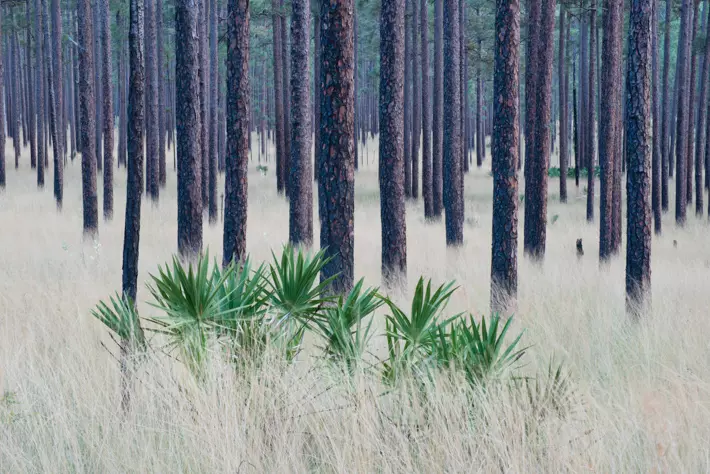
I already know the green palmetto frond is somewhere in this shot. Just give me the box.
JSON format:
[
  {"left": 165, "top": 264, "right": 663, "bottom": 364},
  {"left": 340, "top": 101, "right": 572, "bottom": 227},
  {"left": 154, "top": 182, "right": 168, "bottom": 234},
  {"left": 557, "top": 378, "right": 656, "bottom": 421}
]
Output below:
[{"left": 91, "top": 293, "right": 146, "bottom": 352}]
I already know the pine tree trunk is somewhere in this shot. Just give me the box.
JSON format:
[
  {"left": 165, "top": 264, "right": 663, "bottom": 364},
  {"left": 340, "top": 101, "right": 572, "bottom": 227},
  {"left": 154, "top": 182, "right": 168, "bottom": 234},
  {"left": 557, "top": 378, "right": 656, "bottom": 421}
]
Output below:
[
  {"left": 281, "top": 1, "right": 291, "bottom": 194},
  {"left": 695, "top": 0, "right": 710, "bottom": 214},
  {"left": 145, "top": 0, "right": 159, "bottom": 200},
  {"left": 52, "top": 0, "right": 63, "bottom": 161},
  {"left": 661, "top": 0, "right": 671, "bottom": 207},
  {"left": 208, "top": 0, "right": 218, "bottom": 223},
  {"left": 199, "top": 0, "right": 209, "bottom": 206},
  {"left": 404, "top": 0, "right": 412, "bottom": 197},
  {"left": 586, "top": 2, "right": 596, "bottom": 222},
  {"left": 288, "top": 0, "right": 313, "bottom": 244},
  {"left": 0, "top": 9, "right": 4, "bottom": 188},
  {"left": 78, "top": 0, "right": 99, "bottom": 235},
  {"left": 675, "top": 0, "right": 691, "bottom": 224},
  {"left": 432, "top": 0, "right": 443, "bottom": 217},
  {"left": 652, "top": 0, "right": 663, "bottom": 231},
  {"left": 176, "top": 0, "right": 203, "bottom": 258},
  {"left": 490, "top": 0, "right": 520, "bottom": 311},
  {"left": 101, "top": 0, "right": 113, "bottom": 217},
  {"left": 443, "top": 0, "right": 463, "bottom": 245},
  {"left": 313, "top": 14, "right": 321, "bottom": 181},
  {"left": 318, "top": 0, "right": 355, "bottom": 294},
  {"left": 558, "top": 8, "right": 568, "bottom": 202},
  {"left": 94, "top": 3, "right": 103, "bottom": 172},
  {"left": 36, "top": 0, "right": 46, "bottom": 188},
  {"left": 686, "top": 0, "right": 698, "bottom": 205},
  {"left": 625, "top": 0, "right": 652, "bottom": 315},
  {"left": 223, "top": 0, "right": 249, "bottom": 265},
  {"left": 27, "top": 24, "right": 36, "bottom": 169},
  {"left": 157, "top": 0, "right": 166, "bottom": 186},
  {"left": 41, "top": 0, "right": 62, "bottom": 207},
  {"left": 421, "top": 0, "right": 433, "bottom": 217},
  {"left": 412, "top": 0, "right": 420, "bottom": 197},
  {"left": 523, "top": 0, "right": 540, "bottom": 184},
  {"left": 272, "top": 0, "right": 286, "bottom": 194}
]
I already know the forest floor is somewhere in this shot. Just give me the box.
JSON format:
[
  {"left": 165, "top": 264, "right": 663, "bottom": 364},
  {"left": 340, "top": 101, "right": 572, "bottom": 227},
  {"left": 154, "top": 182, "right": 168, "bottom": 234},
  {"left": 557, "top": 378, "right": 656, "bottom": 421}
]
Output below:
[{"left": 2, "top": 142, "right": 710, "bottom": 472}]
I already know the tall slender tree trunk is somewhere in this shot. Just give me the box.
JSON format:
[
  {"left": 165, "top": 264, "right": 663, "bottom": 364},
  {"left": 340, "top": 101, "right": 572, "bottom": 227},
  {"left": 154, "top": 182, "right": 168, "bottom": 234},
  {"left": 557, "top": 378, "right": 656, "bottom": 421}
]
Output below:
[
  {"left": 404, "top": 0, "right": 412, "bottom": 197},
  {"left": 490, "top": 0, "right": 520, "bottom": 312},
  {"left": 101, "top": 0, "right": 113, "bottom": 218},
  {"left": 558, "top": 8, "right": 568, "bottom": 202},
  {"left": 661, "top": 0, "right": 671, "bottom": 208},
  {"left": 432, "top": 0, "right": 443, "bottom": 217},
  {"left": 586, "top": 2, "right": 596, "bottom": 222},
  {"left": 675, "top": 0, "right": 691, "bottom": 224},
  {"left": 281, "top": 0, "right": 291, "bottom": 193},
  {"left": 42, "top": 0, "right": 62, "bottom": 207},
  {"left": 0, "top": 10, "right": 4, "bottom": 188},
  {"left": 36, "top": 0, "right": 46, "bottom": 188},
  {"left": 78, "top": 0, "right": 99, "bottom": 235},
  {"left": 318, "top": 0, "right": 355, "bottom": 294},
  {"left": 199, "top": 0, "right": 209, "bottom": 206},
  {"left": 686, "top": 0, "right": 698, "bottom": 205},
  {"left": 208, "top": 0, "right": 218, "bottom": 223},
  {"left": 272, "top": 0, "right": 286, "bottom": 194},
  {"left": 223, "top": 0, "right": 250, "bottom": 265},
  {"left": 443, "top": 0, "right": 463, "bottom": 245},
  {"left": 379, "top": 0, "right": 406, "bottom": 283},
  {"left": 313, "top": 13, "right": 321, "bottom": 182},
  {"left": 157, "top": 0, "right": 166, "bottom": 187},
  {"left": 288, "top": 0, "right": 313, "bottom": 244},
  {"left": 652, "top": 0, "right": 663, "bottom": 232},
  {"left": 52, "top": 0, "right": 63, "bottom": 163},
  {"left": 421, "top": 0, "right": 433, "bottom": 217},
  {"left": 412, "top": 0, "right": 420, "bottom": 198},
  {"left": 695, "top": 0, "right": 710, "bottom": 214},
  {"left": 599, "top": 0, "right": 622, "bottom": 259},
  {"left": 523, "top": 0, "right": 541, "bottom": 185},
  {"left": 145, "top": 0, "right": 159, "bottom": 200},
  {"left": 26, "top": 23, "right": 36, "bottom": 169},
  {"left": 176, "top": 0, "right": 203, "bottom": 258},
  {"left": 625, "top": 0, "right": 652, "bottom": 315}
]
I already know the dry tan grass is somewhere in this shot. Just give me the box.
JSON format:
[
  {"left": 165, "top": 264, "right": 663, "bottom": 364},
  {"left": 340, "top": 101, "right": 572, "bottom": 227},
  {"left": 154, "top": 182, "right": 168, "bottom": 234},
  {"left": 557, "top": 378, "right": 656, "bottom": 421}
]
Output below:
[{"left": 2, "top": 140, "right": 710, "bottom": 472}]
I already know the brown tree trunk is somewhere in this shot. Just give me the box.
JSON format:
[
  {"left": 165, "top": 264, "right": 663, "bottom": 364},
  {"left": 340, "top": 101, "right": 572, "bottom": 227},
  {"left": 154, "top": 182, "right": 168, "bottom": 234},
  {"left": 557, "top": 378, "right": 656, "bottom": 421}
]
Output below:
[
  {"left": 101, "top": 0, "right": 113, "bottom": 218},
  {"left": 421, "top": 0, "right": 433, "bottom": 217},
  {"left": 695, "top": 0, "right": 710, "bottom": 214},
  {"left": 199, "top": 0, "right": 209, "bottom": 207},
  {"left": 288, "top": 0, "right": 313, "bottom": 244},
  {"left": 318, "top": 0, "right": 355, "bottom": 294},
  {"left": 412, "top": 0, "right": 420, "bottom": 198},
  {"left": 586, "top": 2, "right": 596, "bottom": 222},
  {"left": 490, "top": 0, "right": 520, "bottom": 312},
  {"left": 625, "top": 0, "right": 652, "bottom": 315},
  {"left": 523, "top": 0, "right": 540, "bottom": 184},
  {"left": 661, "top": 0, "right": 671, "bottom": 208},
  {"left": 379, "top": 0, "right": 407, "bottom": 283},
  {"left": 313, "top": 13, "right": 321, "bottom": 182},
  {"left": 281, "top": 0, "right": 291, "bottom": 194},
  {"left": 223, "top": 0, "right": 250, "bottom": 265},
  {"left": 686, "top": 0, "right": 699, "bottom": 205},
  {"left": 404, "top": 0, "right": 412, "bottom": 198},
  {"left": 558, "top": 8, "right": 568, "bottom": 202},
  {"left": 78, "top": 0, "right": 99, "bottom": 235},
  {"left": 599, "top": 0, "right": 622, "bottom": 259},
  {"left": 272, "top": 0, "right": 286, "bottom": 194},
  {"left": 52, "top": 0, "right": 63, "bottom": 162},
  {"left": 145, "top": 0, "right": 159, "bottom": 200},
  {"left": 652, "top": 0, "right": 663, "bottom": 231},
  {"left": 157, "top": 0, "right": 166, "bottom": 187},
  {"left": 675, "top": 0, "right": 691, "bottom": 224},
  {"left": 176, "top": 0, "right": 203, "bottom": 258},
  {"left": 36, "top": 0, "right": 46, "bottom": 188},
  {"left": 208, "top": 0, "right": 218, "bottom": 223},
  {"left": 432, "top": 0, "right": 443, "bottom": 217}
]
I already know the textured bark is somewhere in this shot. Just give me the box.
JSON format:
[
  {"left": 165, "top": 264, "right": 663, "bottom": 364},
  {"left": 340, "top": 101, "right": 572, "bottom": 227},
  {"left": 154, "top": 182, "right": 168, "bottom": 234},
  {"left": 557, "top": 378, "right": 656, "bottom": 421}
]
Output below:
[
  {"left": 78, "top": 0, "right": 98, "bottom": 235},
  {"left": 675, "top": 0, "right": 691, "bottom": 224},
  {"left": 318, "top": 0, "right": 355, "bottom": 294},
  {"left": 476, "top": 25, "right": 483, "bottom": 169},
  {"left": 404, "top": 0, "right": 412, "bottom": 197},
  {"left": 625, "top": 0, "right": 652, "bottom": 315},
  {"left": 313, "top": 14, "right": 321, "bottom": 181},
  {"left": 52, "top": 0, "right": 63, "bottom": 160},
  {"left": 695, "top": 1, "right": 710, "bottom": 214},
  {"left": 208, "top": 0, "right": 218, "bottom": 223},
  {"left": 432, "top": 0, "right": 443, "bottom": 217},
  {"left": 281, "top": 1, "right": 292, "bottom": 193},
  {"left": 223, "top": 0, "right": 250, "bottom": 266},
  {"left": 572, "top": 59, "right": 579, "bottom": 186},
  {"left": 199, "top": 0, "right": 209, "bottom": 206},
  {"left": 41, "top": 0, "right": 62, "bottom": 207},
  {"left": 652, "top": 0, "right": 662, "bottom": 232},
  {"left": 523, "top": 0, "right": 554, "bottom": 259},
  {"left": 660, "top": 0, "right": 671, "bottom": 208},
  {"left": 117, "top": 11, "right": 127, "bottom": 167},
  {"left": 122, "top": 0, "right": 145, "bottom": 305},
  {"left": 94, "top": 1, "right": 103, "bottom": 172},
  {"left": 289, "top": 0, "right": 313, "bottom": 244},
  {"left": 586, "top": 3, "right": 596, "bottom": 222},
  {"left": 686, "top": 0, "right": 698, "bottom": 205},
  {"left": 157, "top": 0, "right": 166, "bottom": 186},
  {"left": 412, "top": 0, "right": 420, "bottom": 198},
  {"left": 443, "top": 0, "right": 463, "bottom": 245},
  {"left": 272, "top": 0, "right": 286, "bottom": 194},
  {"left": 379, "top": 0, "right": 407, "bottom": 283},
  {"left": 176, "top": 0, "right": 203, "bottom": 258},
  {"left": 460, "top": 1, "right": 468, "bottom": 175},
  {"left": 101, "top": 0, "right": 113, "bottom": 218},
  {"left": 145, "top": 0, "right": 159, "bottom": 200},
  {"left": 558, "top": 8, "right": 568, "bottom": 203},
  {"left": 599, "top": 0, "right": 622, "bottom": 260},
  {"left": 490, "top": 0, "right": 520, "bottom": 312},
  {"left": 421, "top": 0, "right": 433, "bottom": 217},
  {"left": 36, "top": 0, "right": 45, "bottom": 188},
  {"left": 523, "top": 0, "right": 540, "bottom": 184},
  {"left": 27, "top": 24, "right": 36, "bottom": 169}
]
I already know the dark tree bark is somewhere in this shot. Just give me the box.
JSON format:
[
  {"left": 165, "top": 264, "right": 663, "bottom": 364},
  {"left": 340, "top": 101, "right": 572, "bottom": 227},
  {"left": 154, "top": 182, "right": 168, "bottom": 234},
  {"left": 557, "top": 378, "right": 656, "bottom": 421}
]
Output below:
[
  {"left": 661, "top": 0, "right": 671, "bottom": 209},
  {"left": 476, "top": 9, "right": 483, "bottom": 169},
  {"left": 318, "top": 0, "right": 355, "bottom": 294},
  {"left": 443, "top": 0, "right": 463, "bottom": 245},
  {"left": 573, "top": 57, "right": 579, "bottom": 186},
  {"left": 176, "top": 0, "right": 203, "bottom": 258},
  {"left": 52, "top": 0, "right": 63, "bottom": 163},
  {"left": 208, "top": 0, "right": 218, "bottom": 223},
  {"left": 145, "top": 0, "right": 159, "bottom": 200},
  {"left": 281, "top": 0, "right": 291, "bottom": 193},
  {"left": 412, "top": 0, "right": 420, "bottom": 198},
  {"left": 586, "top": 2, "right": 596, "bottom": 222},
  {"left": 272, "top": 0, "right": 286, "bottom": 194},
  {"left": 404, "top": 0, "right": 412, "bottom": 197},
  {"left": 686, "top": 0, "right": 699, "bottom": 205},
  {"left": 599, "top": 0, "right": 622, "bottom": 260},
  {"left": 101, "top": 0, "right": 113, "bottom": 218},
  {"left": 313, "top": 13, "right": 321, "bottom": 181},
  {"left": 117, "top": 11, "right": 127, "bottom": 167},
  {"left": 675, "top": 0, "right": 691, "bottom": 225},
  {"left": 78, "top": 0, "right": 99, "bottom": 235},
  {"left": 460, "top": 0, "right": 468, "bottom": 175},
  {"left": 625, "top": 0, "right": 652, "bottom": 315},
  {"left": 558, "top": 7, "right": 568, "bottom": 203},
  {"left": 36, "top": 0, "right": 45, "bottom": 188},
  {"left": 652, "top": 0, "right": 662, "bottom": 232},
  {"left": 157, "top": 0, "right": 166, "bottom": 187},
  {"left": 379, "top": 0, "right": 407, "bottom": 283},
  {"left": 523, "top": 0, "right": 554, "bottom": 259},
  {"left": 26, "top": 22, "right": 36, "bottom": 170},
  {"left": 432, "top": 0, "right": 444, "bottom": 217},
  {"left": 523, "top": 0, "right": 541, "bottom": 184},
  {"left": 421, "top": 0, "right": 433, "bottom": 217},
  {"left": 122, "top": 0, "right": 145, "bottom": 304},
  {"left": 695, "top": 0, "right": 710, "bottom": 215},
  {"left": 289, "top": 0, "right": 313, "bottom": 244},
  {"left": 41, "top": 0, "right": 62, "bottom": 207},
  {"left": 223, "top": 0, "right": 250, "bottom": 266},
  {"left": 199, "top": 0, "right": 209, "bottom": 206},
  {"left": 490, "top": 0, "right": 520, "bottom": 312}
]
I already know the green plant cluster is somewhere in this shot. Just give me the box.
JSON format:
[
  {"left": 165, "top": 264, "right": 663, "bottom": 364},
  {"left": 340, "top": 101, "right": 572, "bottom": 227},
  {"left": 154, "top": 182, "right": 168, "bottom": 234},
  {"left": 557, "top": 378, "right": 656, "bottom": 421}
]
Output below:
[
  {"left": 92, "top": 248, "right": 568, "bottom": 399},
  {"left": 547, "top": 166, "right": 600, "bottom": 178}
]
